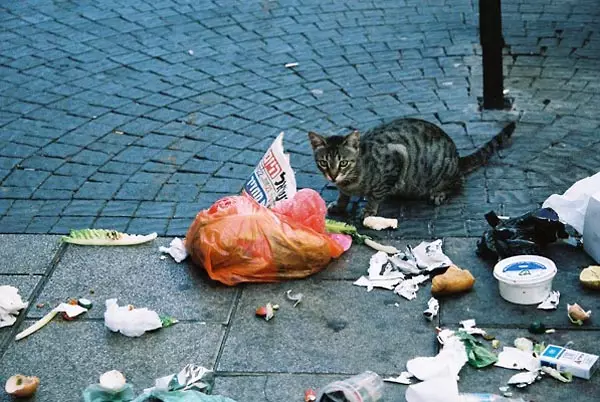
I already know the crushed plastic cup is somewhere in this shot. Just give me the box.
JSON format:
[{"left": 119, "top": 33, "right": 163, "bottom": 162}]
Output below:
[{"left": 316, "top": 371, "right": 383, "bottom": 402}]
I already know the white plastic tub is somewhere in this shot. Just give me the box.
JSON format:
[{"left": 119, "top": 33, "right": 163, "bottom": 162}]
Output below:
[{"left": 493, "top": 255, "right": 557, "bottom": 305}]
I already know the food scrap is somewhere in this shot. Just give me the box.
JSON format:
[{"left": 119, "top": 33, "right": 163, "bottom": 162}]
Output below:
[
  {"left": 286, "top": 290, "right": 303, "bottom": 307},
  {"left": 431, "top": 265, "right": 475, "bottom": 296},
  {"left": 61, "top": 229, "right": 158, "bottom": 246},
  {"left": 580, "top": 265, "right": 600, "bottom": 289},
  {"left": 16, "top": 302, "right": 88, "bottom": 340},
  {"left": 99, "top": 370, "right": 127, "bottom": 392},
  {"left": 255, "top": 303, "right": 277, "bottom": 321},
  {"left": 304, "top": 388, "right": 317, "bottom": 402},
  {"left": 4, "top": 374, "right": 40, "bottom": 397},
  {"left": 568, "top": 303, "right": 592, "bottom": 325},
  {"left": 362, "top": 216, "right": 398, "bottom": 230}
]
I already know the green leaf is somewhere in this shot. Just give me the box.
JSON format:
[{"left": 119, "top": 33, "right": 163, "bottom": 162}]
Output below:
[
  {"left": 160, "top": 315, "right": 179, "bottom": 328},
  {"left": 456, "top": 331, "right": 498, "bottom": 368}
]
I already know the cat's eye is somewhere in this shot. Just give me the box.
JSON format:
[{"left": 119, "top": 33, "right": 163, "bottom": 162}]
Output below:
[
  {"left": 339, "top": 160, "right": 349, "bottom": 167},
  {"left": 318, "top": 160, "right": 328, "bottom": 168}
]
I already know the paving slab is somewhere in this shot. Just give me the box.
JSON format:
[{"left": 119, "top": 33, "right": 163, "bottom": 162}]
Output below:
[
  {"left": 0, "top": 274, "right": 42, "bottom": 347},
  {"left": 441, "top": 239, "right": 599, "bottom": 328},
  {"left": 0, "top": 321, "right": 225, "bottom": 402},
  {"left": 0, "top": 234, "right": 62, "bottom": 274},
  {"left": 30, "top": 238, "right": 237, "bottom": 322},
  {"left": 217, "top": 278, "right": 437, "bottom": 374}
]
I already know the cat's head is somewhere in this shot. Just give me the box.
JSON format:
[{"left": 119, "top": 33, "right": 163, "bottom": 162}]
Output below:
[{"left": 307, "top": 130, "right": 360, "bottom": 184}]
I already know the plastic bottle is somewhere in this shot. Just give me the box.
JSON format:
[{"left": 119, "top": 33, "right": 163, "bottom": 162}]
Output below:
[
  {"left": 316, "top": 371, "right": 384, "bottom": 402},
  {"left": 459, "top": 393, "right": 529, "bottom": 402}
]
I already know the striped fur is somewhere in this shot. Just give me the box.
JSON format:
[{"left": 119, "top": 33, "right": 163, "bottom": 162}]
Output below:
[{"left": 308, "top": 118, "right": 516, "bottom": 217}]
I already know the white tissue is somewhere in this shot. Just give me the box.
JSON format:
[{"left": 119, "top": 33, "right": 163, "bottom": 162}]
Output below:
[
  {"left": 159, "top": 238, "right": 188, "bottom": 263},
  {"left": 0, "top": 285, "right": 28, "bottom": 328},
  {"left": 104, "top": 298, "right": 162, "bottom": 337}
]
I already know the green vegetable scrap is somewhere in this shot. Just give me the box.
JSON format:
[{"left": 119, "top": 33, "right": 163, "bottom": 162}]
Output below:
[
  {"left": 455, "top": 331, "right": 499, "bottom": 368},
  {"left": 62, "top": 229, "right": 158, "bottom": 246},
  {"left": 160, "top": 316, "right": 179, "bottom": 328},
  {"left": 326, "top": 219, "right": 370, "bottom": 243}
]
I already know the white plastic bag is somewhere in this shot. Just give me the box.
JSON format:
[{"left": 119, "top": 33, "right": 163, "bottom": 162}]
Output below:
[
  {"left": 242, "top": 132, "right": 297, "bottom": 207},
  {"left": 542, "top": 171, "right": 600, "bottom": 234},
  {"left": 0, "top": 286, "right": 28, "bottom": 328},
  {"left": 104, "top": 299, "right": 162, "bottom": 337}
]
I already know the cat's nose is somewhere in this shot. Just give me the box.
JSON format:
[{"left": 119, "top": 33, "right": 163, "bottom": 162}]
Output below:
[{"left": 329, "top": 172, "right": 338, "bottom": 182}]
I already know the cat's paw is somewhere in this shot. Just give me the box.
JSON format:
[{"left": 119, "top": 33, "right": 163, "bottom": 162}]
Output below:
[
  {"left": 327, "top": 202, "right": 347, "bottom": 215},
  {"left": 429, "top": 192, "right": 447, "bottom": 206}
]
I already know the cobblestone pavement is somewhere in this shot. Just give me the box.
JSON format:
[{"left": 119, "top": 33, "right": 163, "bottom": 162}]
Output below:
[{"left": 1, "top": 0, "right": 599, "bottom": 237}]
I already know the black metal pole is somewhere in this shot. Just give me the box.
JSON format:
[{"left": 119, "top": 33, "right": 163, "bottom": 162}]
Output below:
[{"left": 479, "top": 0, "right": 505, "bottom": 109}]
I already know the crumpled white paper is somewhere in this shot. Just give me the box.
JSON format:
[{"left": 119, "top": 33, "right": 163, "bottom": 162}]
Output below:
[
  {"left": 508, "top": 371, "right": 539, "bottom": 387},
  {"left": 368, "top": 251, "right": 405, "bottom": 281},
  {"left": 542, "top": 171, "right": 600, "bottom": 234},
  {"left": 537, "top": 290, "right": 560, "bottom": 310},
  {"left": 405, "top": 369, "right": 459, "bottom": 402},
  {"left": 412, "top": 239, "right": 453, "bottom": 271},
  {"left": 159, "top": 238, "right": 188, "bottom": 263},
  {"left": 384, "top": 371, "right": 414, "bottom": 385},
  {"left": 495, "top": 347, "right": 541, "bottom": 372},
  {"left": 423, "top": 297, "right": 439, "bottom": 321},
  {"left": 354, "top": 276, "right": 402, "bottom": 291},
  {"left": 394, "top": 275, "right": 429, "bottom": 300},
  {"left": 104, "top": 298, "right": 162, "bottom": 337},
  {"left": 54, "top": 302, "right": 87, "bottom": 318},
  {"left": 459, "top": 318, "right": 487, "bottom": 336},
  {"left": 0, "top": 285, "right": 28, "bottom": 328}
]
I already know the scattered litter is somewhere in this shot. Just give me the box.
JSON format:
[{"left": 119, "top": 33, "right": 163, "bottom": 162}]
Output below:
[
  {"left": 304, "top": 388, "right": 317, "bottom": 401},
  {"left": 255, "top": 303, "right": 276, "bottom": 321},
  {"left": 514, "top": 338, "right": 534, "bottom": 352},
  {"left": 317, "top": 371, "right": 383, "bottom": 402},
  {"left": 567, "top": 303, "right": 591, "bottom": 325},
  {"left": 160, "top": 255, "right": 167, "bottom": 260},
  {"left": 442, "top": 81, "right": 453, "bottom": 86},
  {"left": 389, "top": 252, "right": 421, "bottom": 275},
  {"left": 459, "top": 319, "right": 487, "bottom": 336},
  {"left": 498, "top": 386, "right": 509, "bottom": 393},
  {"left": 495, "top": 347, "right": 540, "bottom": 372},
  {"left": 412, "top": 239, "right": 453, "bottom": 271},
  {"left": 114, "top": 130, "right": 124, "bottom": 135},
  {"left": 454, "top": 331, "right": 498, "bottom": 368},
  {"left": 494, "top": 255, "right": 557, "bottom": 305},
  {"left": 159, "top": 237, "right": 188, "bottom": 263},
  {"left": 431, "top": 265, "right": 475, "bottom": 296},
  {"left": 284, "top": 62, "right": 299, "bottom": 68},
  {"left": 36, "top": 303, "right": 45, "bottom": 308},
  {"left": 540, "top": 344, "right": 598, "bottom": 379},
  {"left": 528, "top": 320, "right": 547, "bottom": 334},
  {"left": 4, "top": 374, "right": 40, "bottom": 398},
  {"left": 384, "top": 372, "right": 414, "bottom": 385},
  {"left": 503, "top": 89, "right": 510, "bottom": 95},
  {"left": 507, "top": 371, "right": 538, "bottom": 388},
  {"left": 143, "top": 364, "right": 215, "bottom": 394},
  {"left": 62, "top": 229, "right": 158, "bottom": 246},
  {"left": 364, "top": 238, "right": 400, "bottom": 254},
  {"left": 100, "top": 370, "right": 127, "bottom": 392},
  {"left": 104, "top": 299, "right": 167, "bottom": 337},
  {"left": 325, "top": 219, "right": 401, "bottom": 254},
  {"left": 584, "top": 191, "right": 600, "bottom": 263},
  {"left": 354, "top": 276, "right": 401, "bottom": 291},
  {"left": 78, "top": 298, "right": 93, "bottom": 309},
  {"left": 478, "top": 208, "right": 575, "bottom": 260},
  {"left": 329, "top": 233, "right": 352, "bottom": 251},
  {"left": 423, "top": 297, "right": 439, "bottom": 321},
  {"left": 542, "top": 171, "right": 600, "bottom": 235},
  {"left": 188, "top": 49, "right": 194, "bottom": 55},
  {"left": 540, "top": 366, "right": 573, "bottom": 383},
  {"left": 286, "top": 290, "right": 303, "bottom": 307},
  {"left": 537, "top": 290, "right": 560, "bottom": 310},
  {"left": 580, "top": 265, "right": 600, "bottom": 289},
  {"left": 407, "top": 332, "right": 467, "bottom": 381},
  {"left": 83, "top": 370, "right": 135, "bottom": 402},
  {"left": 368, "top": 251, "right": 405, "bottom": 281},
  {"left": 15, "top": 302, "right": 88, "bottom": 341},
  {"left": 395, "top": 279, "right": 420, "bottom": 300},
  {"left": 492, "top": 340, "right": 501, "bottom": 349},
  {"left": 310, "top": 89, "right": 323, "bottom": 96},
  {"left": 405, "top": 371, "right": 458, "bottom": 402},
  {"left": 363, "top": 216, "right": 398, "bottom": 230},
  {"left": 0, "top": 285, "right": 28, "bottom": 328}
]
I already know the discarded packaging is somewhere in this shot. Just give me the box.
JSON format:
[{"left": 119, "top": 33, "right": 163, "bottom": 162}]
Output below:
[
  {"left": 477, "top": 208, "right": 572, "bottom": 260},
  {"left": 256, "top": 303, "right": 276, "bottom": 321},
  {"left": 431, "top": 265, "right": 475, "bottom": 296},
  {"left": 316, "top": 371, "right": 383, "bottom": 402},
  {"left": 493, "top": 255, "right": 557, "bottom": 305},
  {"left": 83, "top": 370, "right": 135, "bottom": 402},
  {"left": 383, "top": 372, "right": 413, "bottom": 385},
  {"left": 540, "top": 344, "right": 599, "bottom": 379},
  {"left": 0, "top": 285, "right": 28, "bottom": 328},
  {"left": 5, "top": 374, "right": 39, "bottom": 398},
  {"left": 407, "top": 334, "right": 467, "bottom": 381},
  {"left": 507, "top": 371, "right": 538, "bottom": 387},
  {"left": 423, "top": 297, "right": 439, "bottom": 321},
  {"left": 243, "top": 132, "right": 296, "bottom": 207},
  {"left": 540, "top": 366, "right": 573, "bottom": 382},
  {"left": 62, "top": 229, "right": 158, "bottom": 246},
  {"left": 579, "top": 265, "right": 600, "bottom": 289},
  {"left": 15, "top": 302, "right": 88, "bottom": 341},
  {"left": 567, "top": 303, "right": 591, "bottom": 325},
  {"left": 159, "top": 237, "right": 188, "bottom": 263},
  {"left": 104, "top": 299, "right": 164, "bottom": 337},
  {"left": 495, "top": 347, "right": 540, "bottom": 372},
  {"left": 542, "top": 171, "right": 600, "bottom": 235},
  {"left": 286, "top": 290, "right": 303, "bottom": 307},
  {"left": 537, "top": 290, "right": 560, "bottom": 310},
  {"left": 186, "top": 189, "right": 343, "bottom": 286},
  {"left": 362, "top": 216, "right": 398, "bottom": 231}
]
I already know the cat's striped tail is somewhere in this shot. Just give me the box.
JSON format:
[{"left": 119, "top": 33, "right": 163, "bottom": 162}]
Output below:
[{"left": 459, "top": 121, "right": 516, "bottom": 174}]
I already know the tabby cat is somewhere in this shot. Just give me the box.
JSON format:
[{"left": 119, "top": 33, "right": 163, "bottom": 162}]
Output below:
[{"left": 308, "top": 118, "right": 516, "bottom": 217}]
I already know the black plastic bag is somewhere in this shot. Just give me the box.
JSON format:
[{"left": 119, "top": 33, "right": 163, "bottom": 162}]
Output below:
[{"left": 477, "top": 207, "right": 572, "bottom": 260}]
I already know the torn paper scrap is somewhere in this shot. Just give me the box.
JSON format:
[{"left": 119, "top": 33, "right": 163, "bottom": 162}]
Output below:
[
  {"left": 495, "top": 347, "right": 541, "bottom": 372},
  {"left": 0, "top": 285, "right": 28, "bottom": 328},
  {"left": 104, "top": 298, "right": 162, "bottom": 337},
  {"left": 423, "top": 297, "right": 439, "bottom": 321},
  {"left": 507, "top": 371, "right": 539, "bottom": 388},
  {"left": 394, "top": 280, "right": 419, "bottom": 300},
  {"left": 405, "top": 370, "right": 460, "bottom": 402},
  {"left": 354, "top": 276, "right": 401, "bottom": 291},
  {"left": 514, "top": 337, "right": 534, "bottom": 353},
  {"left": 537, "top": 290, "right": 560, "bottom": 310},
  {"left": 389, "top": 252, "right": 421, "bottom": 275},
  {"left": 384, "top": 372, "right": 414, "bottom": 385},
  {"left": 159, "top": 237, "right": 188, "bottom": 263},
  {"left": 459, "top": 318, "right": 487, "bottom": 336},
  {"left": 407, "top": 335, "right": 467, "bottom": 381},
  {"left": 363, "top": 216, "right": 398, "bottom": 230},
  {"left": 54, "top": 303, "right": 87, "bottom": 318},
  {"left": 540, "top": 366, "right": 573, "bottom": 383},
  {"left": 412, "top": 239, "right": 452, "bottom": 271}
]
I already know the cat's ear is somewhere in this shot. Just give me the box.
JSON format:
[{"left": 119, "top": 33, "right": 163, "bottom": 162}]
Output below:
[
  {"left": 344, "top": 130, "right": 360, "bottom": 150},
  {"left": 308, "top": 131, "right": 326, "bottom": 149}
]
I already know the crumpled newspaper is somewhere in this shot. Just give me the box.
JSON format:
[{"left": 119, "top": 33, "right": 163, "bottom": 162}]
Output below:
[
  {"left": 159, "top": 238, "right": 188, "bottom": 263},
  {"left": 537, "top": 290, "right": 560, "bottom": 310},
  {"left": 412, "top": 240, "right": 453, "bottom": 272},
  {"left": 0, "top": 286, "right": 28, "bottom": 328},
  {"left": 104, "top": 299, "right": 162, "bottom": 337}
]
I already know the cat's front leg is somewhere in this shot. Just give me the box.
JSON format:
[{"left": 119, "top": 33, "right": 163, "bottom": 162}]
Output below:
[
  {"left": 362, "top": 197, "right": 382, "bottom": 218},
  {"left": 327, "top": 192, "right": 350, "bottom": 215}
]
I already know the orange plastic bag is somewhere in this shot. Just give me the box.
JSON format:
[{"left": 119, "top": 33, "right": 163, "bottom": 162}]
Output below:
[{"left": 186, "top": 189, "right": 344, "bottom": 286}]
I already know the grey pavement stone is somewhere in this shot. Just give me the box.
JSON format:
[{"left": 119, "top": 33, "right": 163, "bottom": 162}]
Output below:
[
  {"left": 0, "top": 322, "right": 225, "bottom": 402},
  {"left": 0, "top": 234, "right": 61, "bottom": 274},
  {"left": 218, "top": 278, "right": 436, "bottom": 374},
  {"left": 32, "top": 239, "right": 236, "bottom": 322}
]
